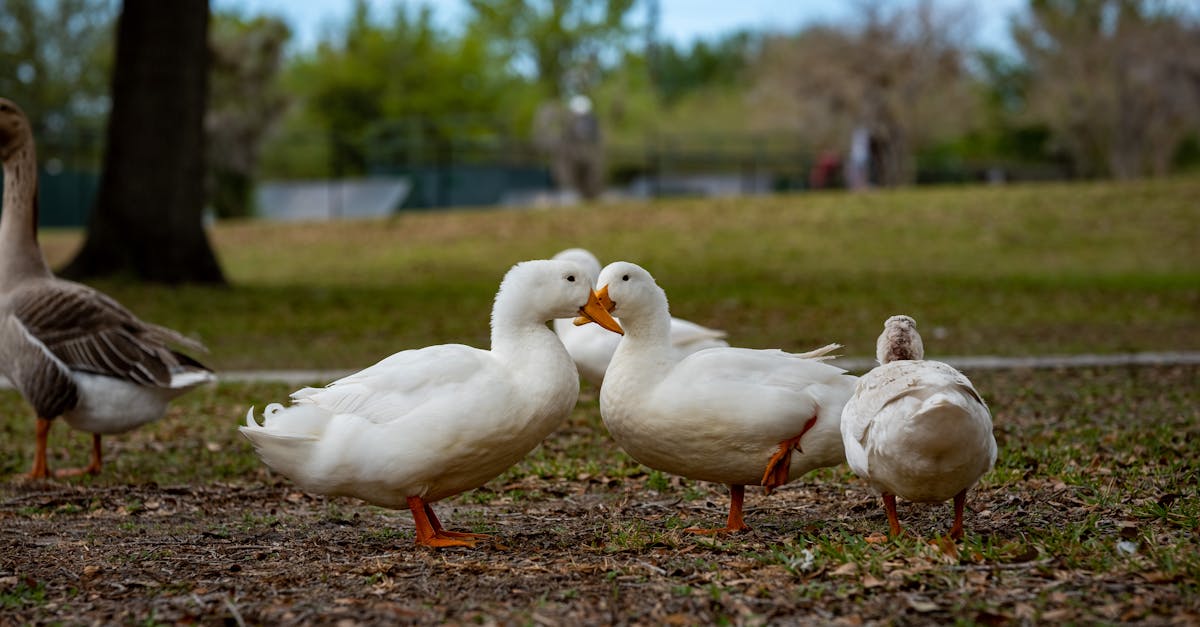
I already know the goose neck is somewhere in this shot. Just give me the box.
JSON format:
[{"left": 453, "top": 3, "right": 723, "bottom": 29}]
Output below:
[{"left": 0, "top": 140, "right": 51, "bottom": 288}]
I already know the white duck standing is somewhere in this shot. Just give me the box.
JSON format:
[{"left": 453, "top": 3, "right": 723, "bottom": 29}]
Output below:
[
  {"left": 241, "top": 259, "right": 622, "bottom": 548},
  {"left": 840, "top": 315, "right": 997, "bottom": 539},
  {"left": 0, "top": 98, "right": 215, "bottom": 479},
  {"left": 551, "top": 248, "right": 728, "bottom": 386},
  {"left": 579, "top": 261, "right": 857, "bottom": 533}
]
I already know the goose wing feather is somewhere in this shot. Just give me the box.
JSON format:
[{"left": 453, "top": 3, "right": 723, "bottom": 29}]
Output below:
[
  {"left": 0, "top": 313, "right": 78, "bottom": 417},
  {"left": 9, "top": 280, "right": 208, "bottom": 387}
]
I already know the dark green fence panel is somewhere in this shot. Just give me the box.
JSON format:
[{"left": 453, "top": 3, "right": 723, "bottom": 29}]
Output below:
[{"left": 0, "top": 168, "right": 97, "bottom": 228}]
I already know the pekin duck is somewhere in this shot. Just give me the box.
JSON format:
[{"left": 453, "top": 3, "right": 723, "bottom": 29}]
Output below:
[
  {"left": 840, "top": 315, "right": 997, "bottom": 539},
  {"left": 551, "top": 248, "right": 728, "bottom": 386},
  {"left": 577, "top": 261, "right": 857, "bottom": 533},
  {"left": 242, "top": 259, "right": 622, "bottom": 548},
  {"left": 0, "top": 98, "right": 215, "bottom": 479}
]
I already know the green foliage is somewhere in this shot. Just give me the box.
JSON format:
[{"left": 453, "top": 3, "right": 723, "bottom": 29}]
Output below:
[
  {"left": 651, "top": 31, "right": 754, "bottom": 104},
  {"left": 261, "top": 0, "right": 524, "bottom": 178},
  {"left": 468, "top": 0, "right": 638, "bottom": 98},
  {"left": 0, "top": 0, "right": 116, "bottom": 136}
]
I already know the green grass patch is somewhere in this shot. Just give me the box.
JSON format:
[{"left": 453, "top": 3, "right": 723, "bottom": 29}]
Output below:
[{"left": 34, "top": 178, "right": 1199, "bottom": 369}]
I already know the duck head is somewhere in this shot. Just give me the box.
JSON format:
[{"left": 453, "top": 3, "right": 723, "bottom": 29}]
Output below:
[
  {"left": 877, "top": 315, "right": 925, "bottom": 364},
  {"left": 574, "top": 261, "right": 668, "bottom": 334},
  {"left": 551, "top": 248, "right": 602, "bottom": 288},
  {"left": 501, "top": 259, "right": 622, "bottom": 334}
]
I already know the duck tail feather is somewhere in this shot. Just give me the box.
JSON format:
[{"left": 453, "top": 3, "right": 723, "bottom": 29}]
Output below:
[{"left": 795, "top": 343, "right": 842, "bottom": 361}]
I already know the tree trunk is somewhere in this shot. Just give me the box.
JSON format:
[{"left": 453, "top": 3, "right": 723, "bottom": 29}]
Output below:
[{"left": 60, "top": 0, "right": 225, "bottom": 284}]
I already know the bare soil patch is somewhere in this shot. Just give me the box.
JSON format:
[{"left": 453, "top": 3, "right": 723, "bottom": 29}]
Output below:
[{"left": 3, "top": 365, "right": 1197, "bottom": 625}]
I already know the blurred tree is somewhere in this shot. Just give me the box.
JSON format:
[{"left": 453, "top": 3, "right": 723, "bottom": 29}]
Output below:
[
  {"left": 469, "top": 0, "right": 637, "bottom": 199},
  {"left": 652, "top": 31, "right": 753, "bottom": 105},
  {"left": 262, "top": 0, "right": 517, "bottom": 177},
  {"left": 1013, "top": 0, "right": 1200, "bottom": 178},
  {"left": 206, "top": 12, "right": 290, "bottom": 218},
  {"left": 61, "top": 0, "right": 224, "bottom": 284},
  {"left": 467, "top": 0, "right": 638, "bottom": 99},
  {"left": 750, "top": 0, "right": 979, "bottom": 186},
  {"left": 0, "top": 0, "right": 116, "bottom": 137}
]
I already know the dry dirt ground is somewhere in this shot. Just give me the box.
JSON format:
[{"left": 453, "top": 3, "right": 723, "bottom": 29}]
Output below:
[{"left": 2, "top": 365, "right": 1197, "bottom": 625}]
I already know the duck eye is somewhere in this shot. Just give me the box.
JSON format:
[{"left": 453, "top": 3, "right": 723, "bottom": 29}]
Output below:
[
  {"left": 622, "top": 274, "right": 629, "bottom": 281},
  {"left": 566, "top": 275, "right": 575, "bottom": 282}
]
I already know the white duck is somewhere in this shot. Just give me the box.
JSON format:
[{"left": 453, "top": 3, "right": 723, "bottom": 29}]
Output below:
[
  {"left": 579, "top": 262, "right": 858, "bottom": 533},
  {"left": 840, "top": 315, "right": 997, "bottom": 539},
  {"left": 552, "top": 248, "right": 728, "bottom": 386},
  {"left": 0, "top": 98, "right": 214, "bottom": 479},
  {"left": 241, "top": 259, "right": 621, "bottom": 548}
]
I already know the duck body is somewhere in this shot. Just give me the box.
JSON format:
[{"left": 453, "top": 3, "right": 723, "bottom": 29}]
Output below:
[
  {"left": 841, "top": 359, "right": 995, "bottom": 503},
  {"left": 839, "top": 315, "right": 996, "bottom": 538},
  {"left": 0, "top": 98, "right": 213, "bottom": 478},
  {"left": 243, "top": 339, "right": 578, "bottom": 507},
  {"left": 242, "top": 259, "right": 622, "bottom": 547},
  {"left": 602, "top": 344, "right": 854, "bottom": 486},
  {"left": 551, "top": 249, "right": 728, "bottom": 386},
  {"left": 584, "top": 261, "right": 857, "bottom": 532}
]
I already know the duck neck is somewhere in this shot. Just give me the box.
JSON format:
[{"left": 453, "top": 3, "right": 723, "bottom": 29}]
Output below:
[
  {"left": 610, "top": 292, "right": 674, "bottom": 369},
  {"left": 1, "top": 139, "right": 51, "bottom": 290},
  {"left": 620, "top": 309, "right": 672, "bottom": 352},
  {"left": 490, "top": 297, "right": 572, "bottom": 372}
]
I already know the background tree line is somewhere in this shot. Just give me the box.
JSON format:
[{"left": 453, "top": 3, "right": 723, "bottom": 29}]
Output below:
[{"left": 4, "top": 0, "right": 1200, "bottom": 219}]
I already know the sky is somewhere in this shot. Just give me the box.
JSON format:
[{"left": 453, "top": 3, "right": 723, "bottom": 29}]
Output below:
[{"left": 213, "top": 0, "right": 1030, "bottom": 55}]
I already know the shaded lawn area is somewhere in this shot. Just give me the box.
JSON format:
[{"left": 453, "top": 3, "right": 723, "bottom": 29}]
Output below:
[{"left": 2, "top": 365, "right": 1197, "bottom": 624}]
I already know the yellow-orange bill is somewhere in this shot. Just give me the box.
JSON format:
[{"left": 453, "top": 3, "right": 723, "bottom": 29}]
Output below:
[{"left": 574, "top": 286, "right": 622, "bottom": 334}]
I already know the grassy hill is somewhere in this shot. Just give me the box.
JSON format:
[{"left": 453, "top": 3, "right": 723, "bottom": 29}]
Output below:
[{"left": 39, "top": 177, "right": 1198, "bottom": 370}]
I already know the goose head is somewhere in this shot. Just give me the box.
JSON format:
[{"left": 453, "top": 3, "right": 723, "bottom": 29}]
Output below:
[
  {"left": 497, "top": 259, "right": 622, "bottom": 334},
  {"left": 0, "top": 98, "right": 33, "bottom": 161},
  {"left": 877, "top": 314, "right": 925, "bottom": 364}
]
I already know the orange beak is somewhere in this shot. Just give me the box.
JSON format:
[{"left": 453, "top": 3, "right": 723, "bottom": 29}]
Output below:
[{"left": 574, "top": 285, "right": 622, "bottom": 335}]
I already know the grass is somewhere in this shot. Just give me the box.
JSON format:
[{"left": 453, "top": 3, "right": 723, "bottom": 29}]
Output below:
[
  {"left": 34, "top": 177, "right": 1200, "bottom": 370},
  {"left": 2, "top": 178, "right": 1198, "bottom": 623}
]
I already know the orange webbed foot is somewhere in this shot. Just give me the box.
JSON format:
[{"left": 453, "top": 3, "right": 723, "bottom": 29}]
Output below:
[
  {"left": 408, "top": 495, "right": 492, "bottom": 549},
  {"left": 416, "top": 532, "right": 480, "bottom": 548},
  {"left": 436, "top": 530, "right": 492, "bottom": 540}
]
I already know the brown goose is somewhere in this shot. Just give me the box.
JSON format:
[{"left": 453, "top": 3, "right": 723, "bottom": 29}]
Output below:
[{"left": 0, "top": 97, "right": 215, "bottom": 479}]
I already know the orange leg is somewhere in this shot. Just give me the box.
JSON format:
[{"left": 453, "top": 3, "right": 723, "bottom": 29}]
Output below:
[
  {"left": 407, "top": 496, "right": 482, "bottom": 548},
  {"left": 686, "top": 484, "right": 750, "bottom": 535},
  {"left": 948, "top": 489, "right": 967, "bottom": 540},
  {"left": 760, "top": 414, "right": 819, "bottom": 494},
  {"left": 28, "top": 418, "right": 53, "bottom": 479},
  {"left": 883, "top": 493, "right": 903, "bottom": 538},
  {"left": 56, "top": 434, "right": 103, "bottom": 477},
  {"left": 424, "top": 503, "right": 490, "bottom": 540}
]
